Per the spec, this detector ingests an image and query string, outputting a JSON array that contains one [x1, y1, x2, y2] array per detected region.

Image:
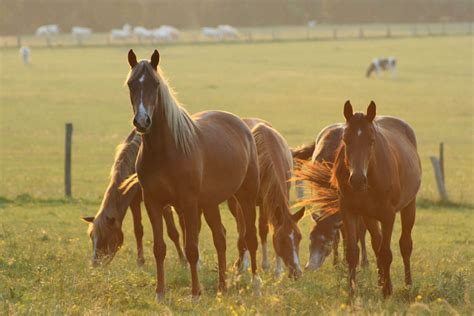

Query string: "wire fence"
[[1, 22, 472, 49]]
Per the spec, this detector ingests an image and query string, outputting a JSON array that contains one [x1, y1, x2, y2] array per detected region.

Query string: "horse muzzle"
[[133, 114, 152, 134]]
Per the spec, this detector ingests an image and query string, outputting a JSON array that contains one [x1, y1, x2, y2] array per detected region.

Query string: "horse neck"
[[97, 182, 137, 225]]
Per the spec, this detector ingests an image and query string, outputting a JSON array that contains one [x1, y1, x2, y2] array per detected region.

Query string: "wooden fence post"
[[386, 25, 391, 38], [333, 28, 337, 40], [430, 142, 448, 201], [359, 26, 364, 38], [65, 123, 73, 197]]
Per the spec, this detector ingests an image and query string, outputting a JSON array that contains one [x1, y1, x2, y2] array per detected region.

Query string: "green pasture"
[[0, 36, 473, 314], [1, 35, 473, 202]]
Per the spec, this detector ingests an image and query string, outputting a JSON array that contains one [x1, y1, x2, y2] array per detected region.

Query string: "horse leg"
[[179, 202, 201, 298], [363, 216, 382, 284], [379, 214, 395, 298], [259, 207, 270, 272], [341, 210, 359, 298], [359, 219, 369, 268], [227, 197, 247, 272], [399, 199, 416, 286], [203, 205, 227, 293], [333, 229, 340, 266], [143, 196, 166, 301], [130, 193, 145, 266], [163, 205, 186, 265]]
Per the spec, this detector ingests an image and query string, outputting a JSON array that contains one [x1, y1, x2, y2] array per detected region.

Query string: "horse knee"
[[346, 244, 360, 268], [399, 235, 412, 257], [153, 241, 166, 262], [185, 243, 199, 264], [378, 247, 393, 267]]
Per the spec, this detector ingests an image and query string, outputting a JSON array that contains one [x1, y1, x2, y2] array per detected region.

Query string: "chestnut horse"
[[81, 129, 185, 266], [125, 49, 260, 300], [298, 101, 421, 298], [230, 123, 305, 278], [293, 130, 369, 271]]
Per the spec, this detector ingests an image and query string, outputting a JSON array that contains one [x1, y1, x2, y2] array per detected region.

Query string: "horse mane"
[[253, 124, 293, 227], [293, 159, 340, 220], [110, 130, 141, 184], [88, 130, 141, 236], [126, 61, 197, 155]]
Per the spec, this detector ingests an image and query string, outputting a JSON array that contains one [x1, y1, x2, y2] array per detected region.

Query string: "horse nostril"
[[133, 118, 139, 127], [145, 116, 151, 127]]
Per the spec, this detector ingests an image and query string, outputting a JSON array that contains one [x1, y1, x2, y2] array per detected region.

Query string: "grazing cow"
[[366, 57, 397, 78]]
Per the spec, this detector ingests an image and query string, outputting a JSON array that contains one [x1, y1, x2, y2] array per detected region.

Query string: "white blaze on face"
[[289, 231, 301, 270], [357, 129, 362, 136]]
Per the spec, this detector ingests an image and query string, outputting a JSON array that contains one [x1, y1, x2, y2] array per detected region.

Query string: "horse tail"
[[291, 141, 315, 160], [293, 160, 339, 219], [119, 173, 140, 195]]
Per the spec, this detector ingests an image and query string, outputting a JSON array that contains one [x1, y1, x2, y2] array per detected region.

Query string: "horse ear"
[[128, 49, 137, 68], [81, 216, 94, 224], [150, 49, 160, 70], [292, 207, 305, 222], [366, 101, 376, 122], [105, 215, 116, 226], [344, 100, 353, 122]]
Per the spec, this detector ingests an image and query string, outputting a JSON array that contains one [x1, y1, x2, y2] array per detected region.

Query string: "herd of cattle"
[[33, 23, 241, 43]]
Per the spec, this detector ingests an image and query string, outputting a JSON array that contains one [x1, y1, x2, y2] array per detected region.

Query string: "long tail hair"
[[293, 160, 339, 220]]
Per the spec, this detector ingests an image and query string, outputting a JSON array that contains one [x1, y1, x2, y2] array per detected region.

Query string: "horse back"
[[313, 123, 344, 164]]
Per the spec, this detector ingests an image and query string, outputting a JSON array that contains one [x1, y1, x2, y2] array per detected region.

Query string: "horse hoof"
[[192, 295, 201, 303], [137, 257, 145, 267], [155, 293, 165, 303], [262, 262, 270, 272], [252, 275, 262, 296]]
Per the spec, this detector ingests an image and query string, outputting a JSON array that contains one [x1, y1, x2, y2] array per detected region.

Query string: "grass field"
[[0, 36, 473, 314]]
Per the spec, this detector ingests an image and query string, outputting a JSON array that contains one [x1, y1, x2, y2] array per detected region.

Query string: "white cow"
[[217, 25, 240, 39], [19, 46, 31, 65], [110, 24, 132, 40], [71, 27, 92, 44], [159, 25, 180, 39], [35, 24, 59, 37], [202, 27, 222, 40], [133, 26, 153, 40]]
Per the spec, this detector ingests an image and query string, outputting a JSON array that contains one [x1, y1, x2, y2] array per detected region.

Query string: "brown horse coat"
[[126, 50, 260, 299]]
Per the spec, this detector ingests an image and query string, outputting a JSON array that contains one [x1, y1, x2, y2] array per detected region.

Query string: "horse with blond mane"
[[81, 129, 186, 267], [297, 101, 421, 298], [124, 49, 260, 300], [250, 123, 305, 278]]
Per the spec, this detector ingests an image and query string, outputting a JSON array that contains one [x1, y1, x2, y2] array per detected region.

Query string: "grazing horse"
[[81, 129, 185, 267], [299, 101, 421, 298], [230, 123, 305, 278], [125, 49, 260, 300], [293, 129, 369, 271], [366, 57, 397, 78]]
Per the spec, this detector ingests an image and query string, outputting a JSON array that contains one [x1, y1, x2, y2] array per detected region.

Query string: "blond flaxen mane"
[[125, 61, 197, 155], [252, 124, 293, 227]]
